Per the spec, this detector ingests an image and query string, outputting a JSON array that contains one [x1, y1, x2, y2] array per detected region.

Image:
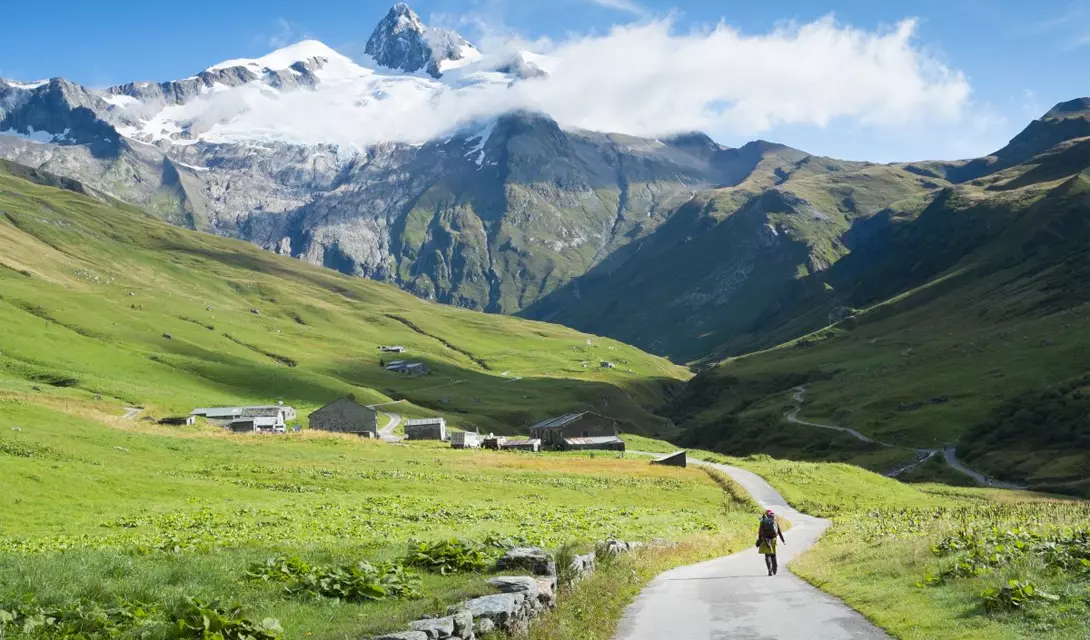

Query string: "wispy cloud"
[[588, 0, 647, 17], [257, 17, 311, 50]]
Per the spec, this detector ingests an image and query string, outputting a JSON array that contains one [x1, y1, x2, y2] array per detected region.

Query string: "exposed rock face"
[[364, 3, 475, 78]]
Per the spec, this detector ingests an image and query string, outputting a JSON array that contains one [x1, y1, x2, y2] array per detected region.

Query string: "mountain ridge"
[[0, 5, 1086, 366]]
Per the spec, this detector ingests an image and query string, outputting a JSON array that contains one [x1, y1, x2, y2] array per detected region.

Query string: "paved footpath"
[[614, 457, 890, 640]]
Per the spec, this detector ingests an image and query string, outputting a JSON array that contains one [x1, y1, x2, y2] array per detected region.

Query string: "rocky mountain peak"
[[365, 3, 477, 78], [1044, 97, 1090, 119]]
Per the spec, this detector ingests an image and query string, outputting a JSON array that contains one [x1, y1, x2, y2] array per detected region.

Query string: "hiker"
[[756, 508, 786, 576]]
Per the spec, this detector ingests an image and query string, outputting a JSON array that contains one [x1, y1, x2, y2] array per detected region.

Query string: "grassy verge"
[[724, 454, 1090, 639]]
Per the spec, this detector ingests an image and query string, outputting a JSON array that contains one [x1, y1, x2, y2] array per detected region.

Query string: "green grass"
[[721, 454, 1090, 640], [0, 162, 688, 437], [0, 398, 749, 639]]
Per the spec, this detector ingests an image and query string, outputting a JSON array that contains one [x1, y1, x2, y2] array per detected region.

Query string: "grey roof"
[[529, 412, 589, 431], [241, 407, 284, 418], [503, 438, 541, 447], [191, 405, 290, 418], [564, 436, 625, 446], [405, 417, 445, 426]]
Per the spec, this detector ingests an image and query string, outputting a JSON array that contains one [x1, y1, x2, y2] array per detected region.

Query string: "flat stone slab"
[[496, 546, 556, 576], [409, 616, 455, 639], [374, 632, 428, 640]]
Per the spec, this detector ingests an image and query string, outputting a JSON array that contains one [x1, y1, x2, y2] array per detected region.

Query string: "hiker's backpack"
[[759, 515, 777, 538]]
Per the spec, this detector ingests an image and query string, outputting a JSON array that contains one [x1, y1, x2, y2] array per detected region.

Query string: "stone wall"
[[373, 542, 638, 640]]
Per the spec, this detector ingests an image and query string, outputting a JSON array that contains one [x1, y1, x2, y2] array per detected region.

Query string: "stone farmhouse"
[[309, 398, 379, 437], [529, 412, 626, 451], [385, 361, 431, 375], [404, 417, 447, 440], [191, 404, 295, 430], [227, 407, 289, 433]]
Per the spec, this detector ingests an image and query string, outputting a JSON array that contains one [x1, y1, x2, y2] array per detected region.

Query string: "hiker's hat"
[[765, 509, 774, 515]]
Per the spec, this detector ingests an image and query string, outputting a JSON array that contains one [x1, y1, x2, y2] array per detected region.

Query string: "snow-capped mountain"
[[365, 2, 481, 78], [0, 3, 815, 320]]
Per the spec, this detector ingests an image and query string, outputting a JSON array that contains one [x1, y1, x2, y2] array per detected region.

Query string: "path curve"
[[379, 412, 402, 443], [615, 455, 889, 640], [787, 386, 1023, 488], [943, 447, 1027, 490], [121, 407, 142, 420]]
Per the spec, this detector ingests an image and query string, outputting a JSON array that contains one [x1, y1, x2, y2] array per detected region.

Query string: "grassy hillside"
[[663, 137, 1090, 492], [0, 159, 688, 435], [0, 398, 755, 639], [522, 158, 943, 361]]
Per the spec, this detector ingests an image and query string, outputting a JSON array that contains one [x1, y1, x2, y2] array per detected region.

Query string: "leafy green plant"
[[170, 598, 282, 639], [245, 556, 312, 583], [283, 561, 422, 602], [980, 580, 1059, 612], [403, 539, 490, 575], [0, 598, 160, 638]]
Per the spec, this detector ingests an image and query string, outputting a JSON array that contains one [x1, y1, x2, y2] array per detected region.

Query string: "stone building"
[[450, 430, 480, 449], [404, 417, 447, 440], [308, 398, 379, 437], [529, 412, 625, 451]]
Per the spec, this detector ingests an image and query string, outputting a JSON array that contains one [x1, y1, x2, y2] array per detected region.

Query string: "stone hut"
[[404, 417, 447, 440], [529, 412, 625, 451], [308, 398, 379, 437]]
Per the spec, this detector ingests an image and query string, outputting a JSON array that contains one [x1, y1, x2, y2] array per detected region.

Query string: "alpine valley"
[[2, 3, 1088, 492]]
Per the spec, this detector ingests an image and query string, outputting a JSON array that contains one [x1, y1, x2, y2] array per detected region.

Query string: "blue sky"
[[1, 0, 1087, 161]]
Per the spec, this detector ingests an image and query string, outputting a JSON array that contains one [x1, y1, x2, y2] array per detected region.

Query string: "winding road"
[[615, 455, 890, 640], [786, 386, 1025, 489], [378, 412, 402, 442]]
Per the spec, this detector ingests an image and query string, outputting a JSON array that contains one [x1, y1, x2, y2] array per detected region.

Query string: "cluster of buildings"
[[189, 403, 297, 433], [442, 412, 626, 453], [182, 399, 627, 453]]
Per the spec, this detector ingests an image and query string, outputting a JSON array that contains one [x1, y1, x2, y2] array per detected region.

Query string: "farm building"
[[450, 430, 480, 449], [563, 436, 625, 452], [158, 416, 196, 426], [501, 438, 541, 452], [529, 412, 625, 451], [404, 417, 447, 440], [309, 398, 379, 437], [191, 403, 296, 426], [482, 436, 507, 450], [380, 345, 406, 353], [386, 361, 431, 375], [227, 413, 285, 433], [600, 361, 616, 369]]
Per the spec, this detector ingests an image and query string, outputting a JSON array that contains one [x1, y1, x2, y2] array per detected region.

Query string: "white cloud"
[[587, 0, 647, 16], [132, 14, 982, 159], [517, 17, 971, 137]]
